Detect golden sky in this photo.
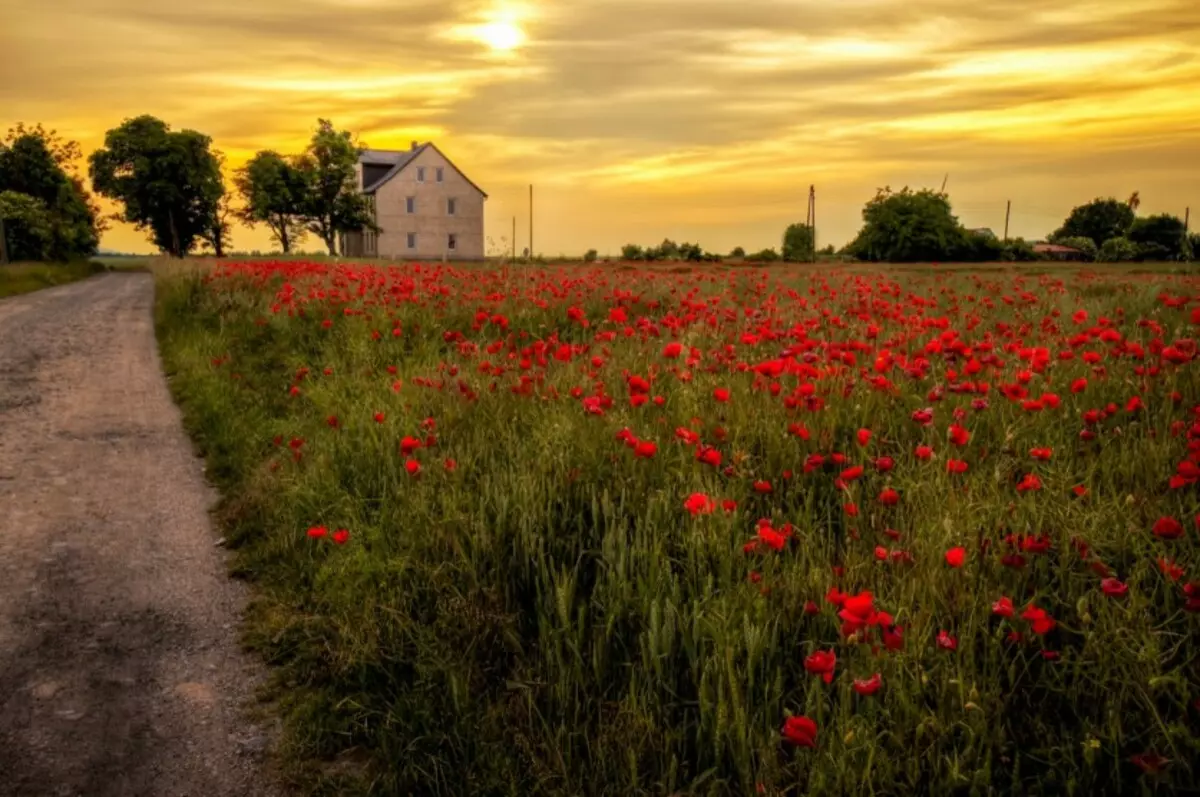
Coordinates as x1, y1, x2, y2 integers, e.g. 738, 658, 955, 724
3, 0, 1199, 256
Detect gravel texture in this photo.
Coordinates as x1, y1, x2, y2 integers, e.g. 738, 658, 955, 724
0, 274, 282, 797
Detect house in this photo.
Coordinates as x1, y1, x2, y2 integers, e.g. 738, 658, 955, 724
1032, 242, 1086, 261
339, 142, 487, 260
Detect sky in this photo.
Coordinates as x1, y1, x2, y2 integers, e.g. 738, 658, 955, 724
2, 0, 1199, 256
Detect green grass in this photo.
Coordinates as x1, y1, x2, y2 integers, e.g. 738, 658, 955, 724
155, 259, 1200, 796
0, 260, 109, 298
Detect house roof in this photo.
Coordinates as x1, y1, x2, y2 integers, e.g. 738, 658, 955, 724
360, 143, 488, 198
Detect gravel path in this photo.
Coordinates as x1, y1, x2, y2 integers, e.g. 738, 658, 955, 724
0, 274, 281, 797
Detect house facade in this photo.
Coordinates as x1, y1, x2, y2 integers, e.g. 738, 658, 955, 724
340, 143, 486, 260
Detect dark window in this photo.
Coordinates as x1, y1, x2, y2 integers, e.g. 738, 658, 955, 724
447, 198, 456, 216
436, 167, 444, 182
448, 233, 457, 251
407, 233, 417, 249
406, 196, 415, 213
417, 167, 425, 182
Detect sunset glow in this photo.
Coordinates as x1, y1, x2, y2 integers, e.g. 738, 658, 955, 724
2, 0, 1197, 255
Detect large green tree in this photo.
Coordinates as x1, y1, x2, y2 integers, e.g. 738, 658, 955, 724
0, 190, 54, 261
295, 120, 376, 255
0, 124, 101, 261
1051, 198, 1135, 248
846, 188, 968, 262
234, 150, 308, 253
1127, 213, 1189, 261
781, 223, 815, 262
89, 115, 225, 258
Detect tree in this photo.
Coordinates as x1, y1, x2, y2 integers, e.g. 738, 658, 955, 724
1098, 237, 1138, 262
583, 248, 598, 263
846, 188, 967, 263
729, 246, 745, 258
200, 195, 233, 258
1052, 198, 1134, 248
294, 120, 376, 255
1189, 233, 1200, 262
745, 247, 780, 262
0, 125, 101, 260
1127, 213, 1188, 261
0, 190, 54, 261
782, 223, 815, 262
1000, 238, 1040, 262
234, 150, 308, 253
621, 243, 643, 261
89, 116, 225, 257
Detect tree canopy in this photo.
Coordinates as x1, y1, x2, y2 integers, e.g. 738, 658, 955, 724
0, 124, 101, 261
846, 188, 969, 263
294, 120, 376, 255
1127, 213, 1189, 261
1052, 198, 1135, 248
781, 223, 814, 262
89, 115, 225, 258
234, 150, 309, 253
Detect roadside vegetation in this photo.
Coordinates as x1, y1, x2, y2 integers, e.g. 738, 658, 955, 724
157, 258, 1200, 795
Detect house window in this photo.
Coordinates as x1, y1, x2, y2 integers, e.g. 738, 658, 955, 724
407, 233, 417, 249
406, 196, 415, 214
436, 167, 444, 183
417, 167, 425, 183
447, 198, 457, 216
447, 233, 457, 251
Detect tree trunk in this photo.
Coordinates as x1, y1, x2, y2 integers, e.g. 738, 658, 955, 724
168, 208, 181, 258
279, 218, 290, 254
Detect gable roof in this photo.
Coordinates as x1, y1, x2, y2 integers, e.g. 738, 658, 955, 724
360, 143, 488, 198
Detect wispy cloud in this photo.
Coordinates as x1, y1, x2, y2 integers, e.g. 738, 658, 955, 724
2, 0, 1197, 255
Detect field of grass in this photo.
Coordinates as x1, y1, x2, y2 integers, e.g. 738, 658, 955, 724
155, 259, 1199, 796
0, 260, 109, 298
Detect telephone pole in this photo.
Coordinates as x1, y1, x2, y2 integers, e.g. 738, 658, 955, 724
1003, 200, 1011, 242
528, 185, 533, 261
512, 216, 516, 260
1185, 207, 1190, 233
806, 185, 817, 262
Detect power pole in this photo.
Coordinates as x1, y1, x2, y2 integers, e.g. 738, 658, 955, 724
0, 216, 8, 265
528, 185, 533, 261
511, 216, 516, 260
1185, 207, 1190, 233
1003, 200, 1011, 242
811, 185, 817, 262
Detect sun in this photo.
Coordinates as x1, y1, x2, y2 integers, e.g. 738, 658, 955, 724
476, 19, 525, 52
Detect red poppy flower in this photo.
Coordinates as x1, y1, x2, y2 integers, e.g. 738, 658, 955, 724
947, 459, 969, 474
874, 456, 895, 472
803, 600, 820, 615
662, 342, 683, 359
307, 525, 328, 539
721, 499, 737, 513
992, 596, 1014, 617
374, 412, 386, 423
1029, 447, 1052, 461
878, 488, 900, 506
326, 415, 339, 428
696, 446, 722, 467
781, 715, 818, 748
840, 465, 864, 482
675, 427, 700, 445
713, 387, 730, 402
405, 458, 421, 475
936, 630, 958, 651
949, 424, 970, 446
757, 525, 787, 551
1100, 578, 1128, 597
1130, 752, 1169, 775
1021, 604, 1056, 635
1016, 473, 1042, 493
916, 445, 934, 460
1158, 557, 1184, 581
944, 547, 966, 568
332, 528, 350, 545
804, 650, 837, 684
843, 502, 859, 517
882, 624, 904, 651
852, 673, 882, 696
1152, 516, 1183, 539
684, 492, 716, 516
634, 441, 658, 459
856, 428, 872, 446
754, 480, 773, 494
443, 458, 457, 472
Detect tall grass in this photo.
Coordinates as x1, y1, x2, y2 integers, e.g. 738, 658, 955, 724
156, 261, 1200, 795
0, 259, 108, 298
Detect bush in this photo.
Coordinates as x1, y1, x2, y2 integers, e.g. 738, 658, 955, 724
745, 247, 780, 262
729, 246, 745, 258
620, 244, 643, 261
999, 237, 1042, 262
846, 188, 968, 262
583, 249, 598, 263
1098, 236, 1138, 262
1127, 214, 1188, 261
1053, 236, 1098, 262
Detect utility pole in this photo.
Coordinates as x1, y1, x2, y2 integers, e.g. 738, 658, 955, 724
1003, 200, 1011, 242
512, 216, 516, 261
805, 185, 817, 262
1185, 207, 1190, 233
528, 185, 533, 261
0, 216, 8, 265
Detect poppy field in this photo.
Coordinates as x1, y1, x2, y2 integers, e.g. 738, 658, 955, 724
155, 260, 1200, 796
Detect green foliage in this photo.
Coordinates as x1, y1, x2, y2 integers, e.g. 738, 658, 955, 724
781, 223, 814, 262
88, 115, 225, 258
235, 150, 309, 253
959, 229, 1004, 262
846, 188, 969, 263
1189, 232, 1200, 262
1052, 198, 1135, 248
1053, 236, 1098, 262
729, 246, 745, 258
621, 243, 643, 261
817, 244, 835, 256
0, 190, 54, 261
745, 247, 780, 262
583, 249, 598, 263
1097, 236, 1139, 262
295, 120, 377, 255
999, 237, 1041, 262
0, 124, 101, 261
0, 259, 106, 298
1127, 213, 1188, 261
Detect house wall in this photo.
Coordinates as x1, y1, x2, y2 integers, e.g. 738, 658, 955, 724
373, 147, 485, 260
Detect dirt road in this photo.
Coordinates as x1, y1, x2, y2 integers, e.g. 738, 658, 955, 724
0, 274, 280, 796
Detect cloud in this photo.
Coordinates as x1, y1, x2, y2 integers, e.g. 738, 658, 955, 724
2, 0, 1198, 255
